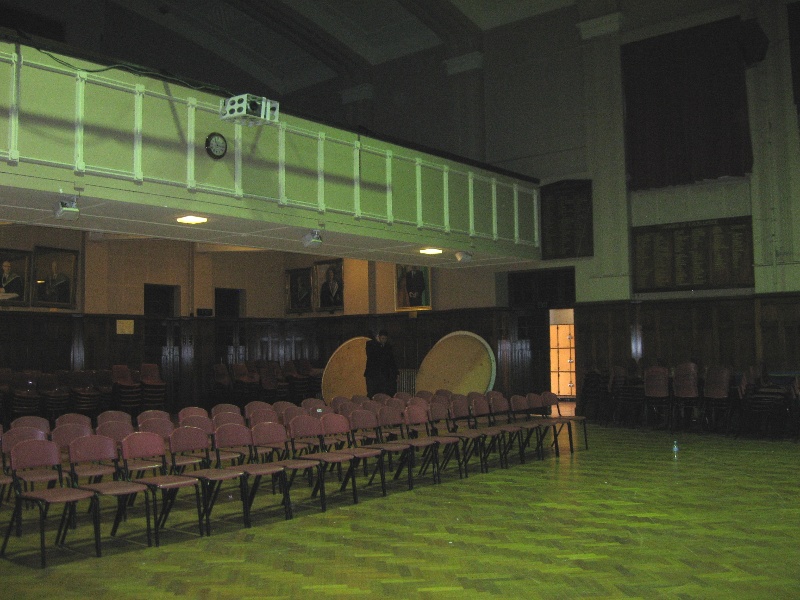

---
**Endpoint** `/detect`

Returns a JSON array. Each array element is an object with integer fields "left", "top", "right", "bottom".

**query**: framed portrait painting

[
  {"left": 0, "top": 249, "right": 31, "bottom": 306},
  {"left": 33, "top": 247, "right": 79, "bottom": 308},
  {"left": 285, "top": 267, "right": 313, "bottom": 314},
  {"left": 395, "top": 264, "right": 431, "bottom": 311},
  {"left": 314, "top": 258, "right": 344, "bottom": 312}
]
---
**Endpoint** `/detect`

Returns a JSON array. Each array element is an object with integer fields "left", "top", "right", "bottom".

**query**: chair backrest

[
  {"left": 361, "top": 399, "right": 383, "bottom": 415},
  {"left": 213, "top": 363, "right": 232, "bottom": 387},
  {"left": 51, "top": 422, "right": 93, "bottom": 452},
  {"left": 320, "top": 413, "right": 351, "bottom": 437},
  {"left": 434, "top": 389, "right": 452, "bottom": 399},
  {"left": 2, "top": 425, "right": 48, "bottom": 454},
  {"left": 393, "top": 391, "right": 412, "bottom": 401},
  {"left": 140, "top": 363, "right": 163, "bottom": 383},
  {"left": 330, "top": 396, "right": 350, "bottom": 412},
  {"left": 510, "top": 394, "right": 529, "bottom": 413},
  {"left": 69, "top": 434, "right": 118, "bottom": 465},
  {"left": 300, "top": 397, "right": 327, "bottom": 411},
  {"left": 488, "top": 393, "right": 512, "bottom": 421},
  {"left": 348, "top": 408, "right": 380, "bottom": 431},
  {"left": 251, "top": 421, "right": 290, "bottom": 447},
  {"left": 178, "top": 406, "right": 209, "bottom": 423},
  {"left": 704, "top": 366, "right": 732, "bottom": 400},
  {"left": 540, "top": 391, "right": 559, "bottom": 408},
  {"left": 120, "top": 431, "right": 167, "bottom": 464},
  {"left": 10, "top": 415, "right": 51, "bottom": 434},
  {"left": 96, "top": 420, "right": 136, "bottom": 444},
  {"left": 169, "top": 425, "right": 210, "bottom": 455},
  {"left": 371, "top": 393, "right": 392, "bottom": 404},
  {"left": 448, "top": 395, "right": 471, "bottom": 420},
  {"left": 271, "top": 401, "right": 297, "bottom": 415},
  {"left": 180, "top": 414, "right": 215, "bottom": 435},
  {"left": 644, "top": 366, "right": 670, "bottom": 398},
  {"left": 213, "top": 422, "right": 253, "bottom": 453},
  {"left": 286, "top": 414, "right": 324, "bottom": 439},
  {"left": 527, "top": 393, "right": 545, "bottom": 410},
  {"left": 10, "top": 438, "right": 61, "bottom": 472},
  {"left": 244, "top": 400, "right": 273, "bottom": 419},
  {"left": 97, "top": 410, "right": 133, "bottom": 426},
  {"left": 407, "top": 396, "right": 430, "bottom": 409},
  {"left": 415, "top": 390, "right": 433, "bottom": 401},
  {"left": 212, "top": 412, "right": 246, "bottom": 428},
  {"left": 230, "top": 363, "right": 255, "bottom": 382},
  {"left": 138, "top": 417, "right": 176, "bottom": 440},
  {"left": 467, "top": 391, "right": 486, "bottom": 403},
  {"left": 248, "top": 407, "right": 281, "bottom": 426},
  {"left": 211, "top": 403, "right": 241, "bottom": 416},
  {"left": 431, "top": 394, "right": 450, "bottom": 407},
  {"left": 280, "top": 405, "right": 309, "bottom": 425},
  {"left": 55, "top": 412, "right": 92, "bottom": 428},
  {"left": 385, "top": 397, "right": 407, "bottom": 411},
  {"left": 112, "top": 365, "right": 136, "bottom": 385},
  {"left": 336, "top": 401, "right": 358, "bottom": 417},
  {"left": 673, "top": 362, "right": 699, "bottom": 398},
  {"left": 138, "top": 409, "right": 170, "bottom": 424},
  {"left": 377, "top": 406, "right": 405, "bottom": 428},
  {"left": 428, "top": 401, "right": 449, "bottom": 423},
  {"left": 350, "top": 395, "right": 370, "bottom": 405},
  {"left": 470, "top": 394, "right": 492, "bottom": 419},
  {"left": 404, "top": 404, "right": 429, "bottom": 427}
]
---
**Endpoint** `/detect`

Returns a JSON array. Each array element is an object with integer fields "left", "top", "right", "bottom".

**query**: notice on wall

[
  {"left": 540, "top": 180, "right": 594, "bottom": 260},
  {"left": 632, "top": 216, "right": 754, "bottom": 293}
]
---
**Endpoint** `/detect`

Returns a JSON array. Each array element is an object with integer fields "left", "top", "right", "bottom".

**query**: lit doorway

[{"left": 550, "top": 309, "right": 575, "bottom": 397}]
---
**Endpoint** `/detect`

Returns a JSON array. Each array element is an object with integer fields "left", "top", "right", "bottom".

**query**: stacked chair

[
  {"left": 68, "top": 370, "right": 103, "bottom": 422},
  {"left": 139, "top": 363, "right": 167, "bottom": 412},
  {"left": 112, "top": 365, "right": 142, "bottom": 416}
]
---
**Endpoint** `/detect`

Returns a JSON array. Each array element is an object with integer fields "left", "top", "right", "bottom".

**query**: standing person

[
  {"left": 405, "top": 265, "right": 426, "bottom": 307},
  {"left": 0, "top": 260, "right": 24, "bottom": 299},
  {"left": 363, "top": 329, "right": 398, "bottom": 397}
]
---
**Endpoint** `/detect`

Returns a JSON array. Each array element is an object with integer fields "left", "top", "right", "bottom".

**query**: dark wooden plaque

[
  {"left": 540, "top": 180, "right": 593, "bottom": 260},
  {"left": 632, "top": 216, "right": 754, "bottom": 293}
]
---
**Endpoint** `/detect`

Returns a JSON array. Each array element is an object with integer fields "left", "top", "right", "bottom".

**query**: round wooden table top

[
  {"left": 415, "top": 331, "right": 496, "bottom": 395},
  {"left": 321, "top": 336, "right": 370, "bottom": 403}
]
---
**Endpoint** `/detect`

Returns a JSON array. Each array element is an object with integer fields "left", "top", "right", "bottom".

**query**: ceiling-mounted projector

[
  {"left": 54, "top": 198, "right": 79, "bottom": 221},
  {"left": 301, "top": 229, "right": 322, "bottom": 247}
]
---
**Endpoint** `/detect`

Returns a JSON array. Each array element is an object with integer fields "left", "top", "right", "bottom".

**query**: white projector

[
  {"left": 220, "top": 94, "right": 279, "bottom": 126},
  {"left": 54, "top": 199, "right": 80, "bottom": 220}
]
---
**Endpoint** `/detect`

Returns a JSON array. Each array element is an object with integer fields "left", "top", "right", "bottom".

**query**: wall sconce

[{"left": 455, "top": 251, "right": 473, "bottom": 263}]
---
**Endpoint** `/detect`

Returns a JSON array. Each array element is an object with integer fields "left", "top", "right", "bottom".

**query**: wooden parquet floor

[{"left": 3, "top": 425, "right": 800, "bottom": 599}]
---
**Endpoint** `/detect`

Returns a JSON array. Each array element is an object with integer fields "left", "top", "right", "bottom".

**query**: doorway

[{"left": 550, "top": 309, "right": 575, "bottom": 397}]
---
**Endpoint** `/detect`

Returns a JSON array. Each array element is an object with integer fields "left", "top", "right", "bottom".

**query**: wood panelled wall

[
  {"left": 0, "top": 307, "right": 545, "bottom": 411},
  {"left": 574, "top": 294, "right": 800, "bottom": 388},
  {"left": 5, "top": 294, "right": 797, "bottom": 413}
]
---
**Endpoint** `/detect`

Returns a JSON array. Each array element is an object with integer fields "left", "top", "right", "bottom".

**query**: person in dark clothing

[{"left": 364, "top": 329, "right": 398, "bottom": 397}]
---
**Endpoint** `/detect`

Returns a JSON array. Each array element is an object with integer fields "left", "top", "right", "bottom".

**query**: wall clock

[{"left": 205, "top": 132, "right": 227, "bottom": 159}]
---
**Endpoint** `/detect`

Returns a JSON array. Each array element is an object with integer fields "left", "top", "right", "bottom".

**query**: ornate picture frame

[
  {"left": 313, "top": 258, "right": 344, "bottom": 312},
  {"left": 285, "top": 267, "right": 313, "bottom": 314},
  {"left": 395, "top": 264, "right": 431, "bottom": 311},
  {"left": 0, "top": 249, "right": 31, "bottom": 306},
  {"left": 33, "top": 247, "right": 79, "bottom": 308}
]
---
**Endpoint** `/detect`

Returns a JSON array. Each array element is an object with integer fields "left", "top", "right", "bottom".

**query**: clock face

[{"left": 205, "top": 133, "right": 227, "bottom": 159}]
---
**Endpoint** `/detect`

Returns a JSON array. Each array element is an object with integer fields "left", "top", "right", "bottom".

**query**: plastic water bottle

[{"left": 672, "top": 440, "right": 679, "bottom": 460}]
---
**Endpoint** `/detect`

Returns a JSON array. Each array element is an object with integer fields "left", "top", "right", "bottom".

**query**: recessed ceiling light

[
  {"left": 419, "top": 247, "right": 442, "bottom": 255},
  {"left": 176, "top": 215, "right": 207, "bottom": 224}
]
